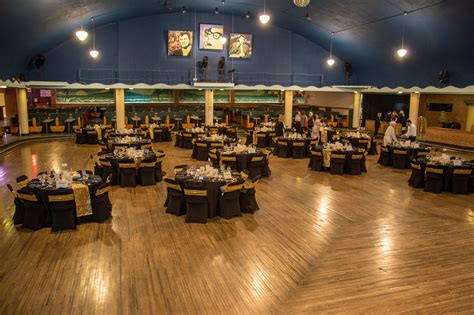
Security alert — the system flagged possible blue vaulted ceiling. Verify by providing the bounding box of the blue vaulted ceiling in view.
[0,0,473,87]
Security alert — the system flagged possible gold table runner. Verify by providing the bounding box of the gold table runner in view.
[71,183,92,217]
[321,130,328,143]
[323,149,331,167]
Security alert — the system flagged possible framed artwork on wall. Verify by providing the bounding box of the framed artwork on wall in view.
[168,30,193,56]
[199,24,225,50]
[228,33,253,59]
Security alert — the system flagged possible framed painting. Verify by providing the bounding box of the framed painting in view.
[168,30,193,56]
[228,33,253,58]
[199,24,225,50]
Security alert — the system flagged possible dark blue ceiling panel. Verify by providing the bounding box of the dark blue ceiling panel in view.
[0,0,472,86]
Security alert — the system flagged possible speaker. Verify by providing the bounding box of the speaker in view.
[34,54,45,70]
[438,70,449,86]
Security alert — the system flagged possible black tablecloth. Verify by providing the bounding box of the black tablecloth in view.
[417,159,473,192]
[276,137,317,158]
[175,171,243,218]
[216,150,264,172]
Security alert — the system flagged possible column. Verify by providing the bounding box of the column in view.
[284,90,293,128]
[16,88,29,135]
[409,92,420,124]
[352,91,362,129]
[115,88,125,130]
[205,89,214,126]
[466,104,474,132]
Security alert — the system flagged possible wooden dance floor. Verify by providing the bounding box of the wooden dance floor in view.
[0,140,473,313]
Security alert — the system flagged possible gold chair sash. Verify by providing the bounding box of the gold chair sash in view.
[210,142,223,147]
[311,151,322,156]
[331,154,346,159]
[95,186,111,196]
[394,150,407,155]
[184,189,207,196]
[240,171,249,180]
[351,154,363,160]
[119,163,136,169]
[18,193,38,202]
[292,142,305,147]
[140,162,156,168]
[278,141,288,146]
[17,179,31,189]
[410,163,421,170]
[48,194,75,202]
[224,184,243,193]
[221,156,237,162]
[196,142,207,147]
[426,167,443,174]
[453,169,472,175]
[165,181,182,191]
[100,161,112,167]
[251,156,265,162]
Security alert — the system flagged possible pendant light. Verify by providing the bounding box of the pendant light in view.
[397,12,408,58]
[259,0,270,24]
[89,17,99,58]
[75,3,88,41]
[327,33,335,66]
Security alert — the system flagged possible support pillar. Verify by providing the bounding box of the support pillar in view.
[466,104,474,132]
[284,90,293,128]
[409,92,420,124]
[115,89,125,130]
[17,88,29,135]
[352,92,362,129]
[205,89,214,126]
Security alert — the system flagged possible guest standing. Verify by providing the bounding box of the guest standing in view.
[404,120,417,142]
[294,111,302,133]
[275,115,286,137]
[383,121,398,146]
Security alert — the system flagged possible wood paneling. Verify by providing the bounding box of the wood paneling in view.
[0,139,473,313]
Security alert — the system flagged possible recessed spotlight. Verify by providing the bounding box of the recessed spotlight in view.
[245,11,250,19]
[129,87,134,90]
[397,91,403,94]
[414,91,420,94]
[105,88,110,90]
[214,7,219,14]
[219,89,224,91]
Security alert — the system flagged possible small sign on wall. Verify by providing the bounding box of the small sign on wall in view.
[40,89,52,97]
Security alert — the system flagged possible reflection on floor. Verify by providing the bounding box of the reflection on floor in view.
[0,139,473,313]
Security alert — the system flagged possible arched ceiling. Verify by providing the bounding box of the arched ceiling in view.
[1,0,473,85]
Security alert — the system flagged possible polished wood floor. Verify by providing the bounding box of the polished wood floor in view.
[0,139,473,314]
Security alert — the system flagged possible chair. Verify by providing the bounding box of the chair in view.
[18,189,47,231]
[451,168,471,194]
[408,160,425,188]
[47,189,77,232]
[220,154,238,170]
[277,140,290,158]
[184,184,208,224]
[138,158,157,186]
[98,142,109,154]
[16,175,30,189]
[100,158,118,185]
[118,159,137,187]
[8,184,25,225]
[256,133,267,148]
[196,141,209,161]
[86,130,99,145]
[239,172,260,214]
[245,132,253,146]
[164,177,186,216]
[209,141,224,150]
[75,129,86,144]
[219,182,243,219]
[357,148,368,172]
[261,149,272,177]
[308,149,323,171]
[416,149,430,159]
[153,128,164,142]
[249,155,264,179]
[175,133,182,147]
[292,140,306,159]
[141,142,153,150]
[154,151,166,182]
[91,182,112,222]
[358,138,370,151]
[378,146,391,166]
[174,164,188,174]
[424,166,444,193]
[368,137,378,155]
[392,149,408,169]
[330,152,346,175]
[182,133,194,149]
[269,133,277,147]
[348,153,363,175]
[208,149,220,168]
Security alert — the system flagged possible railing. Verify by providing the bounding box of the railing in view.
[78,68,323,87]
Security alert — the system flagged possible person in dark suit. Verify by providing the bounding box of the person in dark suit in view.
[275,115,286,137]
[374,112,382,138]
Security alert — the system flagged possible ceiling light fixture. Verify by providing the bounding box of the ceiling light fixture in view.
[214,7,219,15]
[89,17,99,58]
[75,3,88,41]
[327,32,335,66]
[245,11,250,19]
[259,0,270,24]
[294,0,310,7]
[397,12,408,58]
[181,6,186,14]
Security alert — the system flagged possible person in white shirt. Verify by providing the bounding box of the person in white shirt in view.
[404,120,417,142]
[311,119,321,142]
[383,121,398,146]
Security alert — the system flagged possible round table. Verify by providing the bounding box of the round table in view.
[216,149,267,173]
[175,168,243,218]
[275,137,317,158]
[27,173,102,219]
